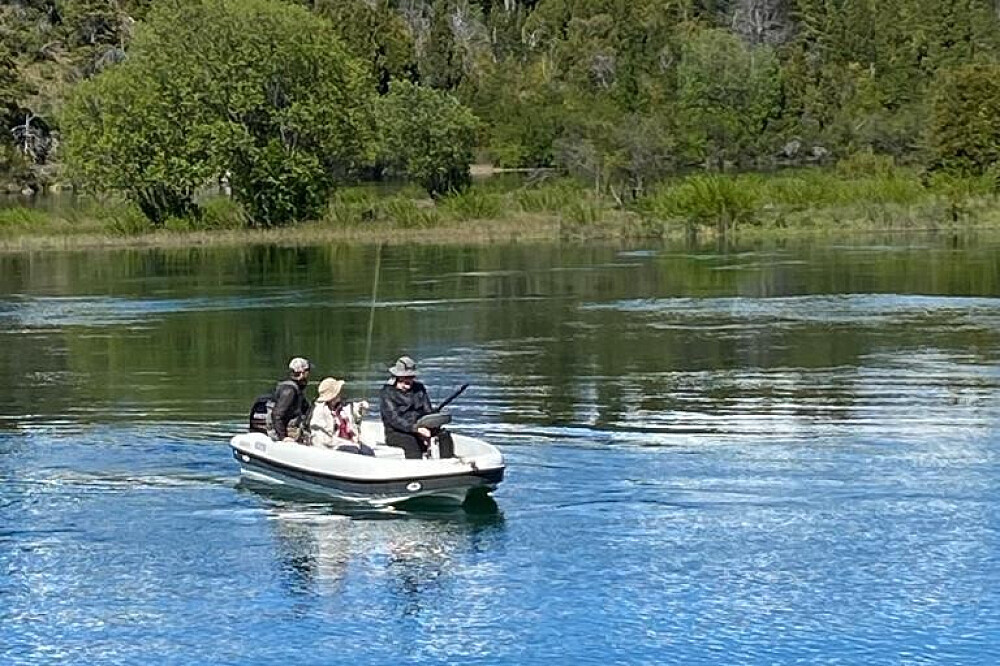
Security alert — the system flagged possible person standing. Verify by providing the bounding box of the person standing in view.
[272,357,311,442]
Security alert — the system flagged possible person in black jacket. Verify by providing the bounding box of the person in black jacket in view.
[380,355,453,459]
[272,356,312,442]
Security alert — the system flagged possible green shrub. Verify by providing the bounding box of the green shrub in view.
[198,197,246,229]
[377,80,479,197]
[515,181,582,213]
[439,189,504,220]
[762,174,828,208]
[234,140,329,227]
[836,150,896,178]
[0,144,32,184]
[395,183,429,199]
[643,174,759,231]
[852,175,923,205]
[379,197,440,228]
[323,187,378,226]
[676,28,781,168]
[163,216,192,231]
[560,199,606,226]
[0,207,48,228]
[104,204,153,236]
[324,202,368,227]
[331,186,378,206]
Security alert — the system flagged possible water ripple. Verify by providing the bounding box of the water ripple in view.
[582,293,1000,329]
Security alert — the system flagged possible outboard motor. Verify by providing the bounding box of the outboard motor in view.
[249,394,271,434]
[248,379,303,440]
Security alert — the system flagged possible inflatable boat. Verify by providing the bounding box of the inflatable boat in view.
[229,419,504,506]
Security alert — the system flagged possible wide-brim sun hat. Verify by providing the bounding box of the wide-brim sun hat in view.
[388,355,417,378]
[317,377,345,403]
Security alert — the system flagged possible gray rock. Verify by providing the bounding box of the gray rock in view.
[782,139,802,158]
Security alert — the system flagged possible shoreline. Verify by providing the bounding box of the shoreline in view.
[2,213,998,254]
[5,167,1000,253]
[0,216,565,253]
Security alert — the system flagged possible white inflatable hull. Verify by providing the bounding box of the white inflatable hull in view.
[229,422,504,506]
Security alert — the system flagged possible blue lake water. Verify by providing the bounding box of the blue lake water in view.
[1,239,1000,664]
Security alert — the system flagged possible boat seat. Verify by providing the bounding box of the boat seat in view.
[371,445,405,459]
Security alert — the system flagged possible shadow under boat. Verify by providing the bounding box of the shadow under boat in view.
[236,474,503,521]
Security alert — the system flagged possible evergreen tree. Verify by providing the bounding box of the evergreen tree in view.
[421,0,465,89]
[928,63,1000,176]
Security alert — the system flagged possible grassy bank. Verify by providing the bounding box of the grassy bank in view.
[3,165,1000,252]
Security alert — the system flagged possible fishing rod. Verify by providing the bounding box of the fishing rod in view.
[415,383,470,433]
[360,242,383,396]
[356,242,383,444]
[434,383,469,413]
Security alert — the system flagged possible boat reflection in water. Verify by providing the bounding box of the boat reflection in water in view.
[237,479,505,610]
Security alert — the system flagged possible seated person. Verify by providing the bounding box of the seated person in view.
[309,377,372,455]
[273,356,311,442]
[379,356,453,459]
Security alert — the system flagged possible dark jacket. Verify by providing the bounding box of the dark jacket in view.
[272,378,309,440]
[380,380,433,435]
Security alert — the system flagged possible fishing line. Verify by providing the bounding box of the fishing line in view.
[361,241,383,399]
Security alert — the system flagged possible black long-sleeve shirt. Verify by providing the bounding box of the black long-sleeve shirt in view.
[379,380,433,435]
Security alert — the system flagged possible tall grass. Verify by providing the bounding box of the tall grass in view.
[640,174,759,232]
[104,204,153,236]
[438,188,504,220]
[514,180,584,213]
[761,170,925,208]
[198,197,246,229]
[325,186,379,226]
[379,196,440,228]
[0,206,49,228]
[637,166,995,233]
[6,164,1000,251]
[164,197,246,231]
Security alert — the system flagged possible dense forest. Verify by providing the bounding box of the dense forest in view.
[3,0,1000,224]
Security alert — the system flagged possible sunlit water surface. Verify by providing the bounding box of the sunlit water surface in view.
[2,239,1000,664]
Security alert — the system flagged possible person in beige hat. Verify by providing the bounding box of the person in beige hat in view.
[309,376,371,454]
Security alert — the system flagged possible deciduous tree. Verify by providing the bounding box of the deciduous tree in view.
[378,80,479,197]
[62,0,375,225]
